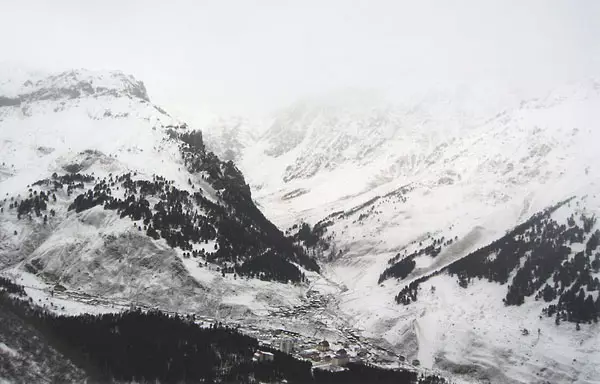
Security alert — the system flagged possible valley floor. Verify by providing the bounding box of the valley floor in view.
[0,265,456,382]
[5,248,599,384]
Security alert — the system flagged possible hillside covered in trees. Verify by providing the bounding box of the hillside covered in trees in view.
[393,200,600,325]
[3,128,320,284]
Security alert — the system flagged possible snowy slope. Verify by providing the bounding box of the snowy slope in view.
[207,83,600,283]
[332,195,600,384]
[234,82,599,226]
[0,68,320,320]
[205,82,600,383]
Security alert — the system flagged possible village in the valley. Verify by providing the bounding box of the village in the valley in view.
[16,276,423,373]
[236,289,421,372]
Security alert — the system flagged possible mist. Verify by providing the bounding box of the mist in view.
[1,0,599,122]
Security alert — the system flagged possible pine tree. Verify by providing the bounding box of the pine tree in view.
[585,295,596,323]
[574,288,586,321]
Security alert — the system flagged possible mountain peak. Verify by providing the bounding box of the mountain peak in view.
[0,68,149,103]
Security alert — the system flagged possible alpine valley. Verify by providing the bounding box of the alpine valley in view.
[1,68,599,383]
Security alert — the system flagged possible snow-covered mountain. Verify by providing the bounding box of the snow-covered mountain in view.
[205,83,600,383]
[2,67,600,383]
[203,116,261,163]
[0,68,323,318]
[3,69,448,383]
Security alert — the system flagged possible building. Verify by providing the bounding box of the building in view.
[316,340,330,352]
[299,349,320,361]
[253,350,274,362]
[332,349,349,366]
[273,337,295,354]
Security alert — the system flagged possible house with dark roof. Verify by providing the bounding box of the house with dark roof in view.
[332,348,349,366]
[316,340,330,352]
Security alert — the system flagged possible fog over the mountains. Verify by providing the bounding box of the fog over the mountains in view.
[1,0,599,122]
[2,3,600,383]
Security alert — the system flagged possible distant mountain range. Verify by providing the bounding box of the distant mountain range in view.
[207,81,600,383]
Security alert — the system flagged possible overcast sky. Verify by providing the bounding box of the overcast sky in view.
[1,0,599,121]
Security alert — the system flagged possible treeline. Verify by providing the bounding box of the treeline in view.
[285,221,332,262]
[394,203,566,305]
[33,172,95,194]
[380,257,416,284]
[381,235,454,284]
[395,269,445,306]
[16,192,48,219]
[447,206,574,287]
[394,198,600,325]
[0,276,26,296]
[292,222,325,248]
[62,171,315,283]
[447,209,600,324]
[3,172,96,219]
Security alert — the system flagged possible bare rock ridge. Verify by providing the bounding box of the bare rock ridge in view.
[0,69,150,105]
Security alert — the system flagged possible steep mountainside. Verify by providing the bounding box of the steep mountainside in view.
[206,83,600,383]
[0,69,318,317]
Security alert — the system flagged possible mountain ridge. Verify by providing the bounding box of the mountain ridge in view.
[0,69,320,317]
[205,82,600,383]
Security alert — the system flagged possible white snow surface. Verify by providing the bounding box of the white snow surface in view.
[204,82,600,383]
